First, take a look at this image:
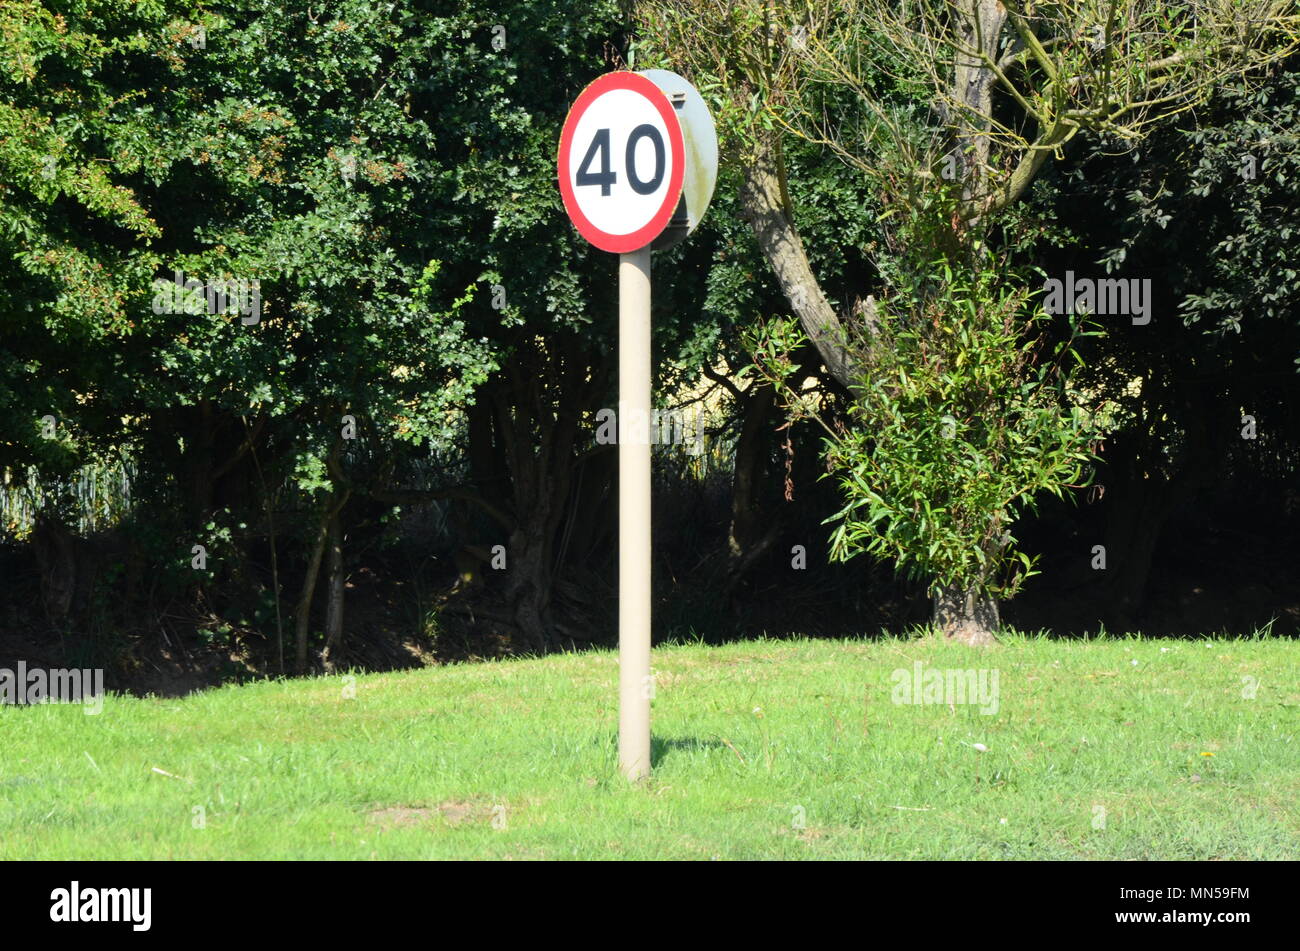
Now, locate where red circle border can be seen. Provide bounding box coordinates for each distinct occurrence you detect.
[557,72,686,254]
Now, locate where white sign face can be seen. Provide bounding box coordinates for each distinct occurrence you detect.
[558,72,685,254]
[567,90,675,237]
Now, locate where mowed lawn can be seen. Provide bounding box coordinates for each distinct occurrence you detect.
[1,634,1296,859]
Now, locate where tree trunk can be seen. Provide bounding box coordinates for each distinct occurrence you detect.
[723,381,781,596]
[321,502,347,672]
[739,133,869,388]
[461,348,591,653]
[950,0,1009,208]
[932,585,1000,645]
[503,526,551,653]
[293,501,332,674]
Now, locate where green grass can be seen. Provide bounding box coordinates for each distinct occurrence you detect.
[2,633,1296,859]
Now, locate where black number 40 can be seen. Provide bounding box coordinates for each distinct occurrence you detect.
[576,125,665,196]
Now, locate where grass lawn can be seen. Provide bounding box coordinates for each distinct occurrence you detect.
[1,633,1296,859]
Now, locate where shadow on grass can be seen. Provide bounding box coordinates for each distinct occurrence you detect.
[650,735,730,767]
[596,732,731,769]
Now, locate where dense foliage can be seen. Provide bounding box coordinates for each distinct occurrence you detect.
[1,2,1297,684]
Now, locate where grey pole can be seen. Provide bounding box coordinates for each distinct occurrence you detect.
[618,245,653,781]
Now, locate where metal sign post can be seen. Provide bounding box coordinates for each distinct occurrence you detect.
[617,244,652,780]
[558,70,717,781]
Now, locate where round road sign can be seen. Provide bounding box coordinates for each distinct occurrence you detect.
[557,72,686,254]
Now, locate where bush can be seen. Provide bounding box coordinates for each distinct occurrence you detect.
[753,252,1099,643]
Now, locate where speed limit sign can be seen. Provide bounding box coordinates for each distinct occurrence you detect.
[556,70,716,783]
[557,71,686,253]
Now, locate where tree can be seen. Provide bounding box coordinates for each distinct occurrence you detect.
[1034,56,1300,626]
[751,229,1100,643]
[3,0,754,661]
[640,0,1298,640]
[2,1,500,666]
